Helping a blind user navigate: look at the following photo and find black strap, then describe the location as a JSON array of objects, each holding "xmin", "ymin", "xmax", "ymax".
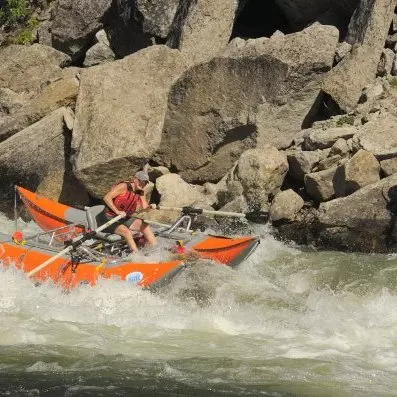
[{"xmin": 126, "ymin": 182, "xmax": 133, "ymax": 192}]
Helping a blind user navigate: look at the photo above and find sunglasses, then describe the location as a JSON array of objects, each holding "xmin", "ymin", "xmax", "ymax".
[{"xmin": 136, "ymin": 178, "xmax": 148, "ymax": 186}]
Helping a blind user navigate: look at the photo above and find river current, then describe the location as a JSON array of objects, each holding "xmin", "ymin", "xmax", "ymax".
[{"xmin": 1, "ymin": 214, "xmax": 397, "ymax": 396}]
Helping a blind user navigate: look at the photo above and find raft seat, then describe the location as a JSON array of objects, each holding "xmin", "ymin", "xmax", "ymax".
[{"xmin": 85, "ymin": 205, "xmax": 122, "ymax": 243}]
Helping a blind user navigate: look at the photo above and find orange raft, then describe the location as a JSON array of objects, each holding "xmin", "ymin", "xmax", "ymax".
[
  {"xmin": 0, "ymin": 186, "xmax": 260, "ymax": 289},
  {"xmin": 0, "ymin": 238, "xmax": 184, "ymax": 290}
]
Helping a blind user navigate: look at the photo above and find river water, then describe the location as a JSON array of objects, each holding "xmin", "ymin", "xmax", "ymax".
[{"xmin": 1, "ymin": 214, "xmax": 397, "ymax": 397}]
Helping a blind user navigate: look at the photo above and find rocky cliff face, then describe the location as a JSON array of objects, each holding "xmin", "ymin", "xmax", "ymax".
[{"xmin": 2, "ymin": 0, "xmax": 397, "ymax": 252}]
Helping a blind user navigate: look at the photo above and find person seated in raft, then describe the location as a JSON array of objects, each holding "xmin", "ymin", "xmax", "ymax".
[{"xmin": 102, "ymin": 170, "xmax": 157, "ymax": 258}]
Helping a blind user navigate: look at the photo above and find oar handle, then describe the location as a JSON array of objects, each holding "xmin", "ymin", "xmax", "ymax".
[
  {"xmin": 93, "ymin": 213, "xmax": 124, "ymax": 233},
  {"xmin": 27, "ymin": 214, "xmax": 124, "ymax": 278},
  {"xmin": 157, "ymin": 206, "xmax": 247, "ymax": 218},
  {"xmin": 27, "ymin": 246, "xmax": 73, "ymax": 277},
  {"xmin": 203, "ymin": 209, "xmax": 246, "ymax": 218}
]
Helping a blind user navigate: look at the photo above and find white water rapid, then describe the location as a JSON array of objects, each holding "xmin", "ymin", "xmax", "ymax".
[{"xmin": 1, "ymin": 213, "xmax": 397, "ymax": 396}]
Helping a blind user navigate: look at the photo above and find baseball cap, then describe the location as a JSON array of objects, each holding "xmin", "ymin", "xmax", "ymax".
[{"xmin": 135, "ymin": 170, "xmax": 150, "ymax": 182}]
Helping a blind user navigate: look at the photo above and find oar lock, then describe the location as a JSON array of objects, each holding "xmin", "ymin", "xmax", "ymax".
[{"xmin": 180, "ymin": 206, "xmax": 204, "ymax": 215}]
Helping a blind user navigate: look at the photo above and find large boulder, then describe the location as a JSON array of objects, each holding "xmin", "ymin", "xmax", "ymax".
[
  {"xmin": 353, "ymin": 112, "xmax": 397, "ymax": 159},
  {"xmin": 0, "ymin": 76, "xmax": 80, "ymax": 142},
  {"xmin": 155, "ymin": 24, "xmax": 339, "ymax": 183},
  {"xmin": 270, "ymin": 189, "xmax": 304, "ymax": 222},
  {"xmin": 0, "ymin": 108, "xmax": 76, "ymax": 212},
  {"xmin": 316, "ymin": 174, "xmax": 397, "ymax": 252},
  {"xmin": 236, "ymin": 146, "xmax": 289, "ymax": 209},
  {"xmin": 342, "ymin": 149, "xmax": 380, "ymax": 195},
  {"xmin": 144, "ymin": 173, "xmax": 214, "ymax": 224},
  {"xmin": 167, "ymin": 0, "xmax": 237, "ymax": 64},
  {"xmin": 156, "ymin": 173, "xmax": 212, "ymax": 208},
  {"xmin": 207, "ymin": 163, "xmax": 245, "ymax": 209},
  {"xmin": 287, "ymin": 150, "xmax": 321, "ymax": 181},
  {"xmin": 322, "ymin": 0, "xmax": 396, "ymax": 111},
  {"xmin": 381, "ymin": 157, "xmax": 397, "ymax": 176},
  {"xmin": 302, "ymin": 126, "xmax": 357, "ymax": 150},
  {"xmin": 72, "ymin": 45, "xmax": 189, "ymax": 198},
  {"xmin": 51, "ymin": 0, "xmax": 112, "ymax": 61},
  {"xmin": 304, "ymin": 165, "xmax": 344, "ymax": 202},
  {"xmin": 0, "ymin": 44, "xmax": 71, "ymax": 94}
]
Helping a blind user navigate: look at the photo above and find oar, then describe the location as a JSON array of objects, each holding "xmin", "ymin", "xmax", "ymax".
[
  {"xmin": 157, "ymin": 206, "xmax": 268, "ymax": 223},
  {"xmin": 27, "ymin": 214, "xmax": 124, "ymax": 278}
]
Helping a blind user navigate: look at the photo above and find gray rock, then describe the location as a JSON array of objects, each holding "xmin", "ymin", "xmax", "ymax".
[
  {"xmin": 0, "ymin": 76, "xmax": 80, "ymax": 142},
  {"xmin": 72, "ymin": 45, "xmax": 189, "ymax": 198},
  {"xmin": 393, "ymin": 56, "xmax": 397, "ymax": 76},
  {"xmin": 304, "ymin": 165, "xmax": 344, "ymax": 202},
  {"xmin": 271, "ymin": 30, "xmax": 285, "ymax": 38},
  {"xmin": 317, "ymin": 174, "xmax": 397, "ymax": 252},
  {"xmin": 270, "ymin": 189, "xmax": 304, "ymax": 222},
  {"xmin": 167, "ymin": 0, "xmax": 237, "ymax": 64},
  {"xmin": 377, "ymin": 48, "xmax": 396, "ymax": 76},
  {"xmin": 346, "ymin": 138, "xmax": 354, "ymax": 152},
  {"xmin": 322, "ymin": 0, "xmax": 395, "ymax": 111},
  {"xmin": 95, "ymin": 29, "xmax": 110, "ymax": 46},
  {"xmin": 155, "ymin": 24, "xmax": 338, "ymax": 183},
  {"xmin": 83, "ymin": 29, "xmax": 115, "ymax": 66},
  {"xmin": 218, "ymin": 195, "xmax": 249, "ymax": 214},
  {"xmin": 314, "ymin": 154, "xmax": 343, "ymax": 172},
  {"xmin": 359, "ymin": 78, "xmax": 385, "ymax": 104},
  {"xmin": 51, "ymin": 0, "xmax": 112, "ymax": 61},
  {"xmin": 303, "ymin": 126, "xmax": 357, "ymax": 150},
  {"xmin": 0, "ymin": 108, "xmax": 71, "ymax": 210},
  {"xmin": 342, "ymin": 149, "xmax": 380, "ymax": 195},
  {"xmin": 335, "ymin": 41, "xmax": 352, "ymax": 63},
  {"xmin": 83, "ymin": 42, "xmax": 115, "ymax": 67},
  {"xmin": 236, "ymin": 146, "xmax": 289, "ymax": 209},
  {"xmin": 156, "ymin": 173, "xmax": 212, "ymax": 208},
  {"xmin": 329, "ymin": 138, "xmax": 350, "ymax": 157},
  {"xmin": 380, "ymin": 157, "xmax": 397, "ymax": 176},
  {"xmin": 0, "ymin": 44, "xmax": 71, "ymax": 95},
  {"xmin": 353, "ymin": 113, "xmax": 397, "ymax": 159},
  {"xmin": 386, "ymin": 32, "xmax": 397, "ymax": 47},
  {"xmin": 287, "ymin": 150, "xmax": 321, "ymax": 181},
  {"xmin": 0, "ymin": 88, "xmax": 26, "ymax": 115},
  {"xmin": 214, "ymin": 165, "xmax": 245, "ymax": 208},
  {"xmin": 63, "ymin": 107, "xmax": 75, "ymax": 131},
  {"xmin": 147, "ymin": 165, "xmax": 170, "ymax": 181},
  {"xmin": 37, "ymin": 20, "xmax": 53, "ymax": 47}
]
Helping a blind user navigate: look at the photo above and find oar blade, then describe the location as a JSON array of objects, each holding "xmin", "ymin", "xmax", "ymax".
[{"xmin": 245, "ymin": 211, "xmax": 269, "ymax": 224}]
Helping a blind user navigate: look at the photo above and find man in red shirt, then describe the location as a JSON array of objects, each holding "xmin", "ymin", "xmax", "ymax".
[{"xmin": 103, "ymin": 171, "xmax": 157, "ymax": 257}]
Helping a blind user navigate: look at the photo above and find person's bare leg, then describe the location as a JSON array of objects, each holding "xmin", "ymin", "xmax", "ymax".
[
  {"xmin": 141, "ymin": 223, "xmax": 157, "ymax": 246},
  {"xmin": 129, "ymin": 219, "xmax": 157, "ymax": 246},
  {"xmin": 114, "ymin": 224, "xmax": 138, "ymax": 253}
]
